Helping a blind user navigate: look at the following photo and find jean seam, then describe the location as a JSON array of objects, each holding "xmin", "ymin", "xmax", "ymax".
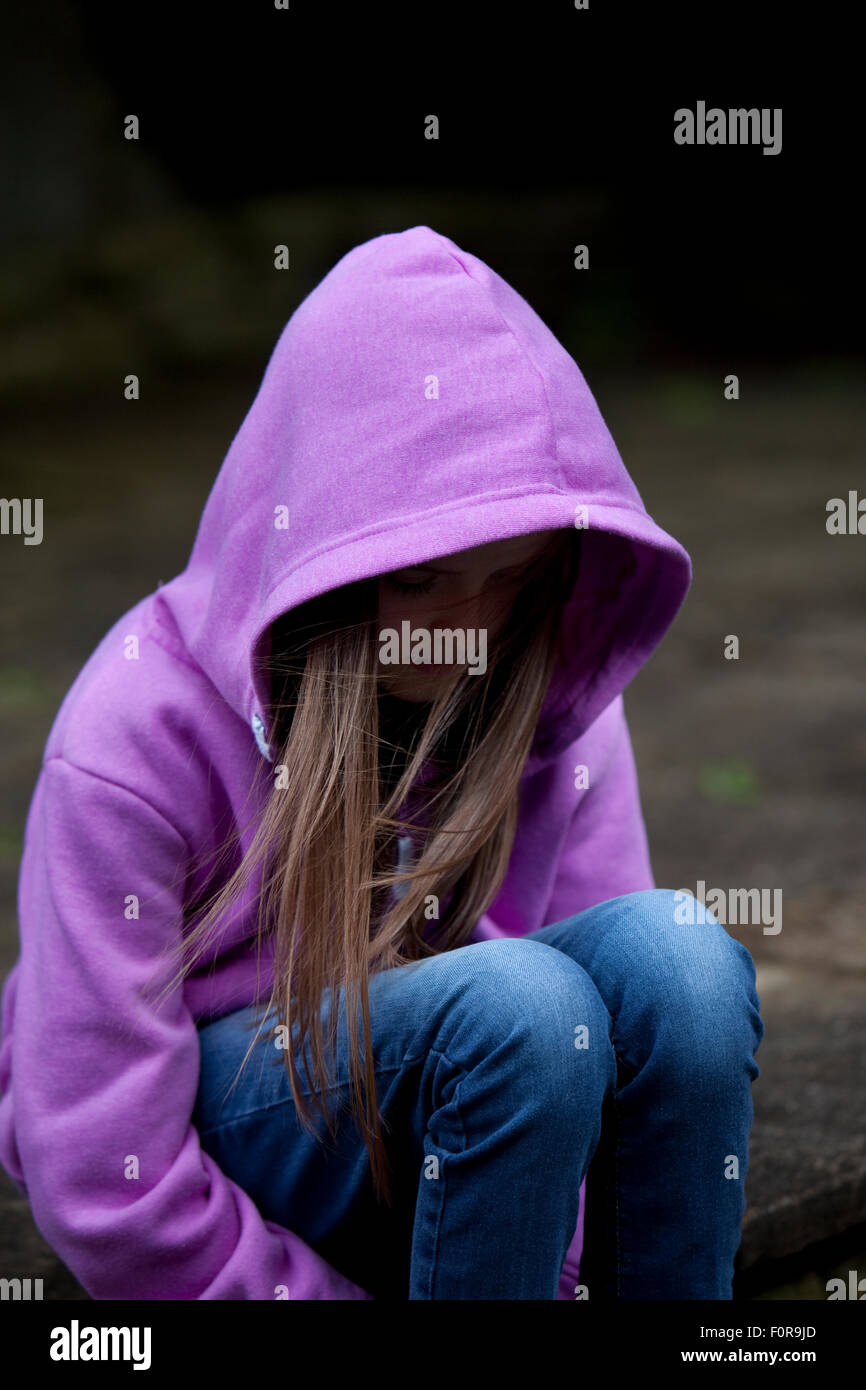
[
  {"xmin": 613, "ymin": 1079, "xmax": 622, "ymax": 1298},
  {"xmin": 198, "ymin": 1038, "xmax": 471, "ymax": 1141},
  {"xmin": 416, "ymin": 1045, "xmax": 470, "ymax": 1300},
  {"xmin": 197, "ymin": 1058, "xmax": 411, "ymax": 1138},
  {"xmin": 606, "ymin": 1033, "xmax": 630, "ymax": 1299}
]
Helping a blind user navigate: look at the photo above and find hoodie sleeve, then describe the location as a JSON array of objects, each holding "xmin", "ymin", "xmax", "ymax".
[
  {"xmin": 12, "ymin": 757, "xmax": 373, "ymax": 1300},
  {"xmin": 543, "ymin": 701, "xmax": 655, "ymax": 924}
]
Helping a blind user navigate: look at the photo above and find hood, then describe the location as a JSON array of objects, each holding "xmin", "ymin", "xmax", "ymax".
[{"xmin": 157, "ymin": 224, "xmax": 691, "ymax": 774}]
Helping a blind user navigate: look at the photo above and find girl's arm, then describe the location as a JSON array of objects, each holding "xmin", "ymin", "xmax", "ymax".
[{"xmin": 6, "ymin": 757, "xmax": 373, "ymax": 1300}]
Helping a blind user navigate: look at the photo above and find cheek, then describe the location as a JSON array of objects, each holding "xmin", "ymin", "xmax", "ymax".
[{"xmin": 481, "ymin": 586, "xmax": 519, "ymax": 635}]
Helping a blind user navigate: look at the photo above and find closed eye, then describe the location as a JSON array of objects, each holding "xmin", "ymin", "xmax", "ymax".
[
  {"xmin": 385, "ymin": 573, "xmax": 437, "ymax": 596},
  {"xmin": 384, "ymin": 560, "xmax": 534, "ymax": 598}
]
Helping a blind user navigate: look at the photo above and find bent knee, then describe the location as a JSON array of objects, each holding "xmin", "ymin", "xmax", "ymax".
[
  {"xmin": 442, "ymin": 938, "xmax": 614, "ymax": 1076},
  {"xmin": 601, "ymin": 889, "xmax": 758, "ymax": 990},
  {"xmin": 609, "ymin": 892, "xmax": 764, "ymax": 1063}
]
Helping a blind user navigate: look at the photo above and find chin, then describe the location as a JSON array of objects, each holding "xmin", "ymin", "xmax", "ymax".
[
  {"xmin": 380, "ymin": 684, "xmax": 432, "ymax": 704},
  {"xmin": 379, "ymin": 673, "xmax": 438, "ymax": 704}
]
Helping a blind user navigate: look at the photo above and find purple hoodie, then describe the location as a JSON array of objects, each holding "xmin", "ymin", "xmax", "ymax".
[{"xmin": 0, "ymin": 225, "xmax": 691, "ymax": 1300}]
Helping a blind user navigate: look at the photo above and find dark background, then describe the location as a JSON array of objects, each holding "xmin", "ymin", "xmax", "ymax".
[{"xmin": 3, "ymin": 2, "xmax": 859, "ymax": 399}]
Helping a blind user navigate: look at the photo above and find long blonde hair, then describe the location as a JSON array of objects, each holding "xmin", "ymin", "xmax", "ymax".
[{"xmin": 151, "ymin": 530, "xmax": 581, "ymax": 1204}]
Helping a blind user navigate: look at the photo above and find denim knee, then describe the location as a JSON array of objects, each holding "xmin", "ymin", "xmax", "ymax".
[
  {"xmin": 592, "ymin": 889, "xmax": 764, "ymax": 1074},
  {"xmin": 435, "ymin": 938, "xmax": 615, "ymax": 1106}
]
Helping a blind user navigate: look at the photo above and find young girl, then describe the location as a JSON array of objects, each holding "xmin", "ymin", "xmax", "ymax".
[{"xmin": 0, "ymin": 225, "xmax": 764, "ymax": 1300}]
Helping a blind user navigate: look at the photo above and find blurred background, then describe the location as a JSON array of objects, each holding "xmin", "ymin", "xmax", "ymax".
[{"xmin": 1, "ymin": 1, "xmax": 863, "ymax": 1300}]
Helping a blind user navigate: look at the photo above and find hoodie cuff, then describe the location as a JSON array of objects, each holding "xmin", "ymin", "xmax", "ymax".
[{"xmin": 557, "ymin": 1261, "xmax": 583, "ymax": 1301}]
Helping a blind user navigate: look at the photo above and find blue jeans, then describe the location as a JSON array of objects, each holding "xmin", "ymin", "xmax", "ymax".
[{"xmin": 192, "ymin": 889, "xmax": 764, "ymax": 1299}]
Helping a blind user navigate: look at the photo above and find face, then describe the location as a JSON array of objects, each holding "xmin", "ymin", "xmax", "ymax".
[{"xmin": 377, "ymin": 530, "xmax": 560, "ymax": 702}]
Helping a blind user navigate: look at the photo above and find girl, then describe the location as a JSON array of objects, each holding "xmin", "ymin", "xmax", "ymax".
[{"xmin": 0, "ymin": 225, "xmax": 764, "ymax": 1300}]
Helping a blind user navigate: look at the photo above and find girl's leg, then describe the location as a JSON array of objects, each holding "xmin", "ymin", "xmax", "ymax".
[
  {"xmin": 193, "ymin": 937, "xmax": 615, "ymax": 1300},
  {"xmin": 526, "ymin": 888, "xmax": 765, "ymax": 1299}
]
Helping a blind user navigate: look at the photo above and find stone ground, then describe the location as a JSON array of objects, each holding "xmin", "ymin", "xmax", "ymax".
[{"xmin": 1, "ymin": 366, "xmax": 863, "ymax": 1299}]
